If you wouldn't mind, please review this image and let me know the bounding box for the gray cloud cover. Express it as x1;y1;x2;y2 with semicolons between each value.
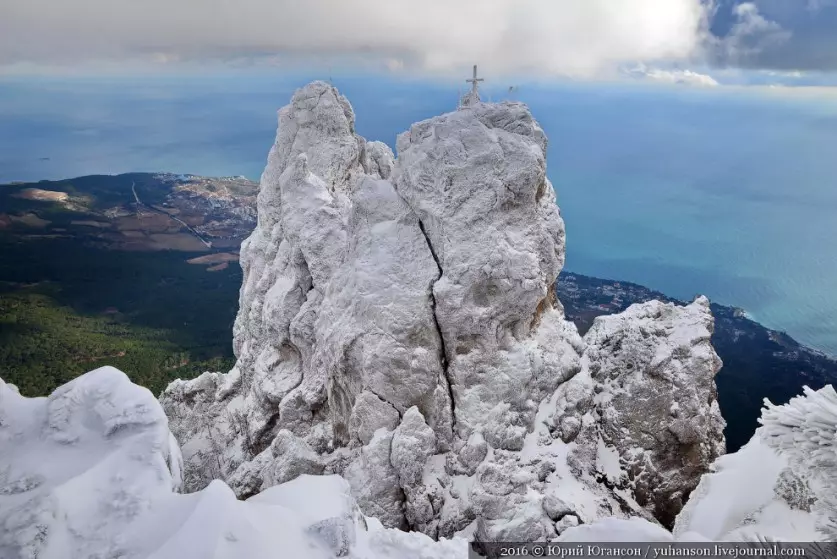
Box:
0;0;710;75
1;0;834;74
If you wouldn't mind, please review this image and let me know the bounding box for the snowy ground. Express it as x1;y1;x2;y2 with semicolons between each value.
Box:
0;367;468;559
2;367;833;559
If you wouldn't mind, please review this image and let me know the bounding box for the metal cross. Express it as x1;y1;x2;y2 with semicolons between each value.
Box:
466;65;484;95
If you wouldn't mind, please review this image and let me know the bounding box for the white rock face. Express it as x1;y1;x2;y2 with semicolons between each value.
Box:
0;368;469;559
161;81;726;541
162;81;401;493
552;297;726;527
393;101;574;451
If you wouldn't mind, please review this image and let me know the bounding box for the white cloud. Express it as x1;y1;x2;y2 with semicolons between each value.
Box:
721;2;792;62
0;0;711;77
625;64;719;87
765;70;804;78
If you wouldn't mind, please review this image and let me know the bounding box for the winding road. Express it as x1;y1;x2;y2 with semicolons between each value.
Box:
131;181;213;248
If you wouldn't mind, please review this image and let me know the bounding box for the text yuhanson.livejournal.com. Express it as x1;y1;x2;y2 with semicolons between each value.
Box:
471;542;833;558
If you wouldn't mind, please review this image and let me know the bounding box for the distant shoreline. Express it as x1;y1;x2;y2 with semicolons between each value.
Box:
561;269;834;360
4;171;832;361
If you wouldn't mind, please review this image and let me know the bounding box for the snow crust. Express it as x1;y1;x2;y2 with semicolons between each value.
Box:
0;368;468;559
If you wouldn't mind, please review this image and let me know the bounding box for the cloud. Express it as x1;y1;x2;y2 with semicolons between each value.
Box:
710;0;837;71
765;70;804;78
0;0;711;76
721;2;792;61
4;0;835;76
625;64;719;86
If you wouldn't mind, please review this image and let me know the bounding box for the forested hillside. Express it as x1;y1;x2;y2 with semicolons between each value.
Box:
0;236;239;396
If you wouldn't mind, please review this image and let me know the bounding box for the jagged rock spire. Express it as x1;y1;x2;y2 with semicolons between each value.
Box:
161;81;725;542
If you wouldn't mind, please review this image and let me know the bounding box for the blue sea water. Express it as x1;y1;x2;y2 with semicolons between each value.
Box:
3;72;837;355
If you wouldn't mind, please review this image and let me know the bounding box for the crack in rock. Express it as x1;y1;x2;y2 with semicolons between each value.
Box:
416;219;456;433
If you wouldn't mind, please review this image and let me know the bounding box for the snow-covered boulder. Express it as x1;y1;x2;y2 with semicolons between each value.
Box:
0;367;182;558
160;81;726;541
671;385;837;542
569;384;837;544
0;368;469;559
553;297;726;527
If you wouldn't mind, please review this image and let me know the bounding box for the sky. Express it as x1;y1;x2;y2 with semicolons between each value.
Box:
1;0;836;87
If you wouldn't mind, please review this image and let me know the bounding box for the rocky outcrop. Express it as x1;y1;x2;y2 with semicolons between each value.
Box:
560;387;837;543
160;81;725;541
551;298;726;527
163;81;404;493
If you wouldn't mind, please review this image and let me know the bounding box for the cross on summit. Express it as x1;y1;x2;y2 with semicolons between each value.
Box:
467;65;484;96
460;64;484;108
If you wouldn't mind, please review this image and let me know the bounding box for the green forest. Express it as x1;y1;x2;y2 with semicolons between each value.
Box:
0;235;240;397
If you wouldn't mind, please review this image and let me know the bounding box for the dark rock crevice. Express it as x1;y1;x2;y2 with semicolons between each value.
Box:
367;387;403;421
250;410;282;457
417;219;456;434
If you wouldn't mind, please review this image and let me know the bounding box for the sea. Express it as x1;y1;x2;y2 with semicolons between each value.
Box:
2;71;837;355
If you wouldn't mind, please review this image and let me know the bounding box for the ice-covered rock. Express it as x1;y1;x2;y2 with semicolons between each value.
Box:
0;367;182;559
760;384;837;540
393;100;577;451
670;385;837;542
0;368;469;559
551;297;726;528
160;81;727;541
161;81;401;493
580;384;837;544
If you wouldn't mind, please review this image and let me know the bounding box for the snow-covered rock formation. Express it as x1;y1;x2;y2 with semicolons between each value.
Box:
0;367;181;558
3;366;832;557
160;81;727;542
551;298;726;528
3;82;835;554
567;384;837;543
0;367;468;559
